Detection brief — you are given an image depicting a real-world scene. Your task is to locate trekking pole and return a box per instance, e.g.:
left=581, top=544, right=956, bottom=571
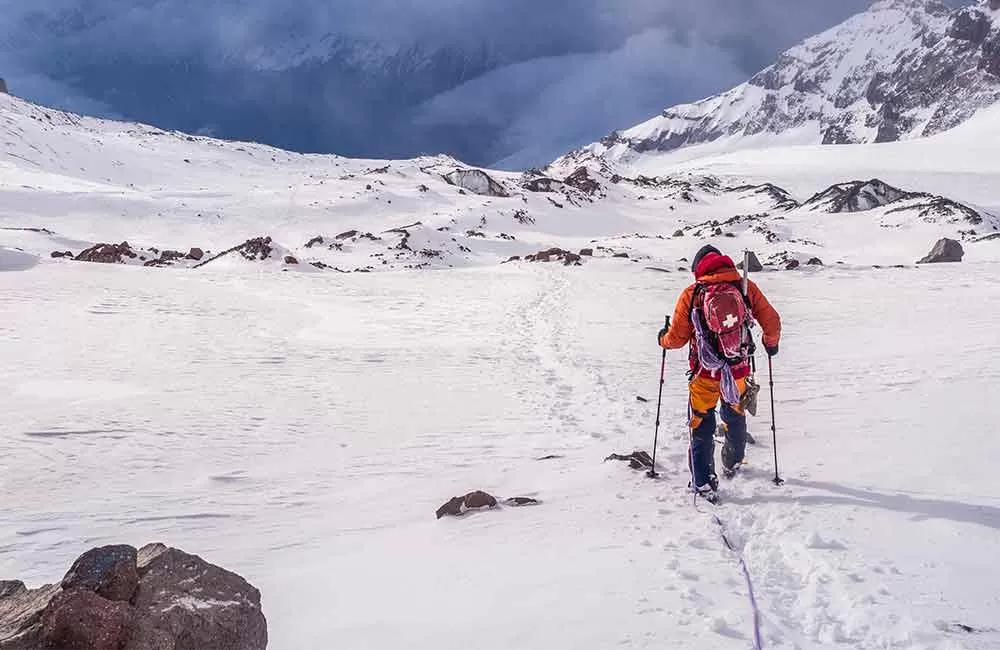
left=768, top=355, right=784, bottom=486
left=648, top=315, right=669, bottom=479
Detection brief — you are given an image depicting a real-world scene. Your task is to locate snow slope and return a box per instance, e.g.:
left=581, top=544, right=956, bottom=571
left=3, top=91, right=1000, bottom=274
left=553, top=0, right=1000, bottom=172
left=2, top=260, right=999, bottom=649
left=2, top=83, right=1000, bottom=649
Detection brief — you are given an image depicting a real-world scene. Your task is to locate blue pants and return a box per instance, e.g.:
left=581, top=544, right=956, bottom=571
left=690, top=401, right=747, bottom=488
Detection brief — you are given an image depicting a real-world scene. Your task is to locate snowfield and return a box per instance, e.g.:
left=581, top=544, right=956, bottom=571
left=2, top=84, right=1000, bottom=649
left=2, top=261, right=999, bottom=649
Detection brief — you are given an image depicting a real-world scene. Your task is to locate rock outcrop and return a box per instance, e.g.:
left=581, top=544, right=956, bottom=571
left=0, top=543, right=267, bottom=650
left=442, top=169, right=509, bottom=197
left=917, top=237, right=965, bottom=263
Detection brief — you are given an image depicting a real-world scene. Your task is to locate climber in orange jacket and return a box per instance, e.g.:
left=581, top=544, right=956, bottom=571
left=658, top=245, right=781, bottom=500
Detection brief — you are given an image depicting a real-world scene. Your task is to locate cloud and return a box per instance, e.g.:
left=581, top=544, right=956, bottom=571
left=413, top=28, right=748, bottom=168
left=0, top=0, right=975, bottom=167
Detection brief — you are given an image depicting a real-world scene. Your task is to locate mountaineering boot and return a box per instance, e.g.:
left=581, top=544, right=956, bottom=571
left=688, top=476, right=719, bottom=503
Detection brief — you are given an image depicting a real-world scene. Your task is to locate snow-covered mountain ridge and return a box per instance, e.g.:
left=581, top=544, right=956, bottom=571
left=553, top=0, right=1000, bottom=172
left=2, top=89, right=1000, bottom=275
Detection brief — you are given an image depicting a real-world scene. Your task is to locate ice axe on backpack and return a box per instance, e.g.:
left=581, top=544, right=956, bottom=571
left=739, top=249, right=760, bottom=441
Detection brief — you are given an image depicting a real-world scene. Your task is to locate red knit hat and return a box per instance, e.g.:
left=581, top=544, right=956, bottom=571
left=694, top=251, right=736, bottom=277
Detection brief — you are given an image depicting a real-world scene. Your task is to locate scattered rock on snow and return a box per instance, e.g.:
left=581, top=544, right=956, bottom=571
left=435, top=491, right=539, bottom=519
left=737, top=251, right=764, bottom=272
left=75, top=241, right=138, bottom=264
left=917, top=237, right=964, bottom=263
left=185, top=247, right=204, bottom=261
left=604, top=451, right=654, bottom=471
left=785, top=259, right=801, bottom=270
left=579, top=248, right=593, bottom=256
left=0, top=542, right=267, bottom=650
left=807, top=257, right=824, bottom=266
left=524, top=248, right=583, bottom=265
left=50, top=251, right=73, bottom=258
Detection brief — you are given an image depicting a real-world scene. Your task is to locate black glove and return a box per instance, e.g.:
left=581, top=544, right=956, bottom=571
left=657, top=317, right=671, bottom=344
left=765, top=343, right=779, bottom=357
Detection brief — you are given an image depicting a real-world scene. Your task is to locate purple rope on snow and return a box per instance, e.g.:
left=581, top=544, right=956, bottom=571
left=713, top=514, right=764, bottom=650
left=691, top=314, right=741, bottom=405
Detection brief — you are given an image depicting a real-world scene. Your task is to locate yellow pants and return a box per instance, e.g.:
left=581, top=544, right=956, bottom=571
left=688, top=375, right=746, bottom=430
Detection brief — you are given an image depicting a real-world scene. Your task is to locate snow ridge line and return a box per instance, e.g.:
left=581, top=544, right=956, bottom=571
left=712, top=514, right=764, bottom=650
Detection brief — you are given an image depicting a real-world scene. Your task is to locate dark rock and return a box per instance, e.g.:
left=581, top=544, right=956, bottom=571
left=604, top=451, right=654, bottom=470
left=442, top=169, right=509, bottom=197
left=0, top=79, right=7, bottom=94
left=785, top=259, right=801, bottom=270
left=672, top=229, right=685, bottom=237
left=522, top=177, right=560, bottom=193
left=737, top=251, right=764, bottom=272
left=335, top=230, right=359, bottom=240
left=305, top=236, right=324, bottom=248
left=503, top=497, right=539, bottom=507
left=50, top=251, right=73, bottom=259
left=579, top=248, right=593, bottom=256
left=562, top=253, right=582, bottom=266
left=75, top=242, right=138, bottom=264
left=613, top=252, right=630, bottom=259
left=463, top=491, right=498, bottom=510
left=0, top=582, right=61, bottom=649
left=949, top=8, right=991, bottom=43
left=40, top=589, right=134, bottom=650
left=237, top=237, right=274, bottom=261
left=61, top=545, right=138, bottom=602
left=0, top=544, right=266, bottom=650
left=436, top=491, right=502, bottom=518
left=502, top=256, right=521, bottom=263
left=807, top=257, right=824, bottom=266
left=283, top=256, right=299, bottom=265
left=917, top=237, right=964, bottom=263
left=128, top=543, right=267, bottom=650
left=435, top=497, right=465, bottom=519
left=563, top=167, right=602, bottom=195
left=417, top=184, right=429, bottom=192
left=185, top=247, right=204, bottom=261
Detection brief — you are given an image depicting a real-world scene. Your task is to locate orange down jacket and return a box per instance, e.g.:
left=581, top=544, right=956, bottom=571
left=659, top=265, right=781, bottom=379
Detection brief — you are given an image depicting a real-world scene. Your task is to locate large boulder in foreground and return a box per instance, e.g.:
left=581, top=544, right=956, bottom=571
left=917, top=238, right=964, bottom=264
left=0, top=543, right=267, bottom=650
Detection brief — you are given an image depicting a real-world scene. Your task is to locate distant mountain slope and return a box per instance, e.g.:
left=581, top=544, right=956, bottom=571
left=2, top=90, right=999, bottom=275
left=552, top=0, right=1000, bottom=172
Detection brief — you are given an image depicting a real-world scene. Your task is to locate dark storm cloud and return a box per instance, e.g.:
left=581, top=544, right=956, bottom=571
left=0, top=0, right=973, bottom=167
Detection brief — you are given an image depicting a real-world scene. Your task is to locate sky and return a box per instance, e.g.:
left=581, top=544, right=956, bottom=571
left=0, top=0, right=971, bottom=169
